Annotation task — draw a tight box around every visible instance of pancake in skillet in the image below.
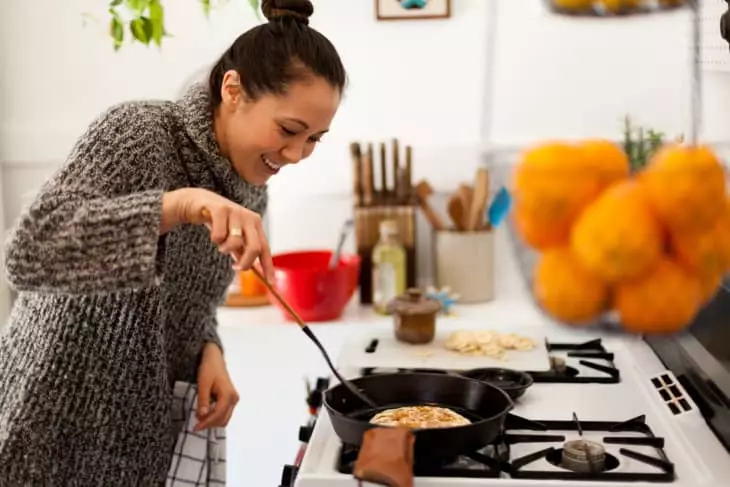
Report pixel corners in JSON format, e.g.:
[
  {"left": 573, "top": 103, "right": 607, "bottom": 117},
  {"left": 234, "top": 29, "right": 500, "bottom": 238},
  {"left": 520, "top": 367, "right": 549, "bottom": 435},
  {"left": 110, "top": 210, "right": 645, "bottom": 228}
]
[{"left": 370, "top": 405, "right": 471, "bottom": 429}]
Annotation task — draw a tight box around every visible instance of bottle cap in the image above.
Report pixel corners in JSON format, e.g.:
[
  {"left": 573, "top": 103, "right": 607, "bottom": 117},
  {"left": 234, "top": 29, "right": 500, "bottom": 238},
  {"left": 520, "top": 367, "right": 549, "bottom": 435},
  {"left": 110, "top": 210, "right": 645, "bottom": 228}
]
[{"left": 379, "top": 219, "right": 398, "bottom": 236}]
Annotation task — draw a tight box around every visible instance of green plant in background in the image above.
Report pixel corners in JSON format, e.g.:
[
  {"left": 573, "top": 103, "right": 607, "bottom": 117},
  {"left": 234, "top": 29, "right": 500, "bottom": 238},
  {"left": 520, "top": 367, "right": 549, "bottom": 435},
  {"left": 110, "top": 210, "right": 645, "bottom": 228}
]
[
  {"left": 621, "top": 115, "right": 682, "bottom": 173},
  {"left": 106, "top": 0, "right": 261, "bottom": 50}
]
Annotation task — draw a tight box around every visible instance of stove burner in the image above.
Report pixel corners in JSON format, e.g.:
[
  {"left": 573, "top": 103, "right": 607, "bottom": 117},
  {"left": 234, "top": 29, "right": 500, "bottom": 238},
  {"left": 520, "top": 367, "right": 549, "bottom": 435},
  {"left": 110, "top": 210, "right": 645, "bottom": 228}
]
[{"left": 553, "top": 439, "right": 618, "bottom": 473}]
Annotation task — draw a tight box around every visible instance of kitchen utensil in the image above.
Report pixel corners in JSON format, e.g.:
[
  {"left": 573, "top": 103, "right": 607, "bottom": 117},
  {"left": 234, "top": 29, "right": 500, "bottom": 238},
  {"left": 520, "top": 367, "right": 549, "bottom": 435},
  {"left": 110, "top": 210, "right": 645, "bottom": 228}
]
[
  {"left": 323, "top": 372, "right": 513, "bottom": 460},
  {"left": 258, "top": 253, "right": 375, "bottom": 409},
  {"left": 350, "top": 142, "right": 363, "bottom": 207},
  {"left": 414, "top": 180, "right": 447, "bottom": 231},
  {"left": 392, "top": 139, "right": 400, "bottom": 199},
  {"left": 404, "top": 145, "right": 413, "bottom": 202},
  {"left": 329, "top": 219, "right": 354, "bottom": 270},
  {"left": 386, "top": 288, "right": 442, "bottom": 345},
  {"left": 337, "top": 324, "right": 551, "bottom": 371},
  {"left": 487, "top": 186, "right": 512, "bottom": 228},
  {"left": 459, "top": 367, "right": 534, "bottom": 400},
  {"left": 467, "top": 167, "right": 490, "bottom": 231},
  {"left": 200, "top": 208, "right": 376, "bottom": 408},
  {"left": 270, "top": 250, "right": 360, "bottom": 322},
  {"left": 362, "top": 147, "right": 374, "bottom": 206},
  {"left": 458, "top": 184, "right": 473, "bottom": 230},
  {"left": 379, "top": 142, "right": 387, "bottom": 201},
  {"left": 395, "top": 167, "right": 408, "bottom": 203},
  {"left": 446, "top": 193, "right": 465, "bottom": 231},
  {"left": 434, "top": 229, "right": 495, "bottom": 303}
]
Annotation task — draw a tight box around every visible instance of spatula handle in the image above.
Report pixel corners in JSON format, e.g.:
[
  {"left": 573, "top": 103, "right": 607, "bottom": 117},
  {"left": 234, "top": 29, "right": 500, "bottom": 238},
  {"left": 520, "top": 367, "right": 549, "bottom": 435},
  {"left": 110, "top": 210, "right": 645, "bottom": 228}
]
[{"left": 200, "top": 208, "right": 307, "bottom": 329}]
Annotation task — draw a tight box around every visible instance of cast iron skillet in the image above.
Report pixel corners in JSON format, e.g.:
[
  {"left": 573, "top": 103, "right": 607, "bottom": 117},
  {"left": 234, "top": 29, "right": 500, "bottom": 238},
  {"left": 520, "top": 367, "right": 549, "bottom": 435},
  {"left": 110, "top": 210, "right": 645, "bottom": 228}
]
[
  {"left": 459, "top": 367, "right": 534, "bottom": 401},
  {"left": 323, "top": 372, "right": 513, "bottom": 461}
]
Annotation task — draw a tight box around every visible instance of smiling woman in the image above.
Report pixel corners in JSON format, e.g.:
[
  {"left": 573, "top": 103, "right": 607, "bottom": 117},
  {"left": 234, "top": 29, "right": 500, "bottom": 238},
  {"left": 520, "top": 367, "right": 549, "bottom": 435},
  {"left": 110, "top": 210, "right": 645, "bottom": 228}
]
[{"left": 0, "top": 0, "right": 346, "bottom": 485}]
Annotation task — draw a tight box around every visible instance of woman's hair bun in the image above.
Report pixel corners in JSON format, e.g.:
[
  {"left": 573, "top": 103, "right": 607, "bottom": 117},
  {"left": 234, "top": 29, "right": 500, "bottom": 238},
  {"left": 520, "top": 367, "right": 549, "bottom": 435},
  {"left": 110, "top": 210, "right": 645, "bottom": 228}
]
[{"left": 261, "top": 0, "right": 314, "bottom": 25}]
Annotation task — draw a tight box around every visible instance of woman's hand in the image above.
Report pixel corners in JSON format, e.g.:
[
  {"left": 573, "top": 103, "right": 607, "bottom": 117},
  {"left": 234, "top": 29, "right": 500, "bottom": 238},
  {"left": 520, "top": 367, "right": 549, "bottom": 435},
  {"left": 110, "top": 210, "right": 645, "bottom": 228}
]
[
  {"left": 195, "top": 342, "right": 239, "bottom": 431},
  {"left": 161, "top": 188, "right": 274, "bottom": 281}
]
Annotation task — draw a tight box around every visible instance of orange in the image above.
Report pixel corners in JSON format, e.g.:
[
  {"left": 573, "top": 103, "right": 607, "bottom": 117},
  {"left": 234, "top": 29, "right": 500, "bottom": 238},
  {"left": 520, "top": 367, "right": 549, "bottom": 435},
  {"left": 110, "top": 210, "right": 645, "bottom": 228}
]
[
  {"left": 640, "top": 144, "right": 726, "bottom": 234},
  {"left": 614, "top": 257, "right": 702, "bottom": 334},
  {"left": 672, "top": 218, "right": 730, "bottom": 281},
  {"left": 513, "top": 141, "right": 604, "bottom": 229},
  {"left": 239, "top": 269, "right": 267, "bottom": 297},
  {"left": 533, "top": 247, "right": 610, "bottom": 324},
  {"left": 579, "top": 139, "right": 631, "bottom": 187},
  {"left": 571, "top": 180, "right": 664, "bottom": 282},
  {"left": 552, "top": 0, "right": 595, "bottom": 10},
  {"left": 512, "top": 203, "right": 571, "bottom": 250},
  {"left": 600, "top": 0, "right": 640, "bottom": 13},
  {"left": 696, "top": 266, "right": 724, "bottom": 305},
  {"left": 671, "top": 197, "right": 730, "bottom": 304}
]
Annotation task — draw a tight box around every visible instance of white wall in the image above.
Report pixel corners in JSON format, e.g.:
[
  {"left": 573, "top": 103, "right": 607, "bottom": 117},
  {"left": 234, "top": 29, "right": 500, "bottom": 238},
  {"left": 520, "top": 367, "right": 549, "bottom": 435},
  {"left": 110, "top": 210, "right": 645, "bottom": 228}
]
[{"left": 2, "top": 0, "right": 729, "bottom": 257}]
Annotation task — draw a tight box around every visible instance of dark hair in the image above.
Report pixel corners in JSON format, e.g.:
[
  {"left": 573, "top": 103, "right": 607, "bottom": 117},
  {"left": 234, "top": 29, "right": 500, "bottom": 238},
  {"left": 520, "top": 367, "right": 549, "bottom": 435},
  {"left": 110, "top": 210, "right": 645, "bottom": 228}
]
[{"left": 208, "top": 0, "right": 346, "bottom": 106}]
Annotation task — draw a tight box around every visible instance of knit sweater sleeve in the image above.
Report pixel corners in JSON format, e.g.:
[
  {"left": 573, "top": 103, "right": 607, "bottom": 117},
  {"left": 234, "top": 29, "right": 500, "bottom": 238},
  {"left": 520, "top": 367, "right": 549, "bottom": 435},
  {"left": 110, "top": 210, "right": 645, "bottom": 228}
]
[{"left": 4, "top": 103, "right": 176, "bottom": 294}]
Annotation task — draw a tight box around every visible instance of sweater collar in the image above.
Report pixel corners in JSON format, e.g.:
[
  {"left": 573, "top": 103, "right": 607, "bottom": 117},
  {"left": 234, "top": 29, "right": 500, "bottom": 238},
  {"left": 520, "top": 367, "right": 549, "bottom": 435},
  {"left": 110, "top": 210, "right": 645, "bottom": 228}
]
[{"left": 178, "top": 83, "right": 267, "bottom": 208}]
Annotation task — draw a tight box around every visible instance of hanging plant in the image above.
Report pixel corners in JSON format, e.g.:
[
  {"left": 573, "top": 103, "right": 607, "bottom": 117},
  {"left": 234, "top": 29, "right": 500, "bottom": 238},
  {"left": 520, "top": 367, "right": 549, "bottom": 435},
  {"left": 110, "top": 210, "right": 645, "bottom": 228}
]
[{"left": 104, "top": 0, "right": 261, "bottom": 50}]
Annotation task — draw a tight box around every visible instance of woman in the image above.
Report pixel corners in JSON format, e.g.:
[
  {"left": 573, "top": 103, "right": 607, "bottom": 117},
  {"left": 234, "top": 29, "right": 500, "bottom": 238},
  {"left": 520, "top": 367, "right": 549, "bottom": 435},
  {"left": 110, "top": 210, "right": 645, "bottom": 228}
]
[{"left": 0, "top": 0, "right": 345, "bottom": 484}]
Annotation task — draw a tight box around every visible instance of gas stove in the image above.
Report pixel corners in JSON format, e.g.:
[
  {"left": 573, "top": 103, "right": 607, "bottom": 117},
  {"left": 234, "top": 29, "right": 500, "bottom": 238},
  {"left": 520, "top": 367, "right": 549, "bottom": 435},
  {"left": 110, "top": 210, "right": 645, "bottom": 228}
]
[{"left": 279, "top": 294, "right": 730, "bottom": 486}]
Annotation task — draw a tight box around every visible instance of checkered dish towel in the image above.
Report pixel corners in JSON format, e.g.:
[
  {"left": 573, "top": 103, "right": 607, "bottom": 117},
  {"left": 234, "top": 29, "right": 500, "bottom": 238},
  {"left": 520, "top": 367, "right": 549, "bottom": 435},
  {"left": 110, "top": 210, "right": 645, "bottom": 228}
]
[{"left": 167, "top": 382, "right": 227, "bottom": 486}]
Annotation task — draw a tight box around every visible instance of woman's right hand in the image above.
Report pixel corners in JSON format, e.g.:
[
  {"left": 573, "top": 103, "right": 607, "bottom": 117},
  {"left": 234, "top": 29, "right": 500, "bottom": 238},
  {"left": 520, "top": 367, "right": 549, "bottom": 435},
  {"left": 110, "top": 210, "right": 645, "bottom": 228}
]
[{"left": 161, "top": 188, "right": 274, "bottom": 282}]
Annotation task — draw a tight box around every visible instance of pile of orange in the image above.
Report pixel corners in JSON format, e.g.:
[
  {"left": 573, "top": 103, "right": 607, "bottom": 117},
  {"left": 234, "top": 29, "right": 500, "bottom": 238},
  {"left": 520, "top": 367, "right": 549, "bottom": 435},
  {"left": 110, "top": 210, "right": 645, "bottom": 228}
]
[{"left": 513, "top": 139, "right": 729, "bottom": 335}]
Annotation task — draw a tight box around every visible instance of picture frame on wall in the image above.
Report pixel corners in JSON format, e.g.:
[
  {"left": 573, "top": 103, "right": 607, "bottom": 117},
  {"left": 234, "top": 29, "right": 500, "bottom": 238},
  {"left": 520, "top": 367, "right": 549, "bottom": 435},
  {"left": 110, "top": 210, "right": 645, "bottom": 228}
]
[{"left": 376, "top": 0, "right": 451, "bottom": 21}]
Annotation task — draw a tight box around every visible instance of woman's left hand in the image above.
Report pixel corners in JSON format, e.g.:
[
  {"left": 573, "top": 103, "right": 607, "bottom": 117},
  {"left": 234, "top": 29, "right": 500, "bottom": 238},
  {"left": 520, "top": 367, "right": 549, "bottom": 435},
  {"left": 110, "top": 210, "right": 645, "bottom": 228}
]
[{"left": 195, "top": 343, "right": 239, "bottom": 431}]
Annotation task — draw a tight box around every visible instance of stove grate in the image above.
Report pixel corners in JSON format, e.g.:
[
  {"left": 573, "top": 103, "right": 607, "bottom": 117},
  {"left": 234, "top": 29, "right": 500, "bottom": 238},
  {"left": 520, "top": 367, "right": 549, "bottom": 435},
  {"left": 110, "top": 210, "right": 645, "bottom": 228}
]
[{"left": 504, "top": 413, "right": 676, "bottom": 482}]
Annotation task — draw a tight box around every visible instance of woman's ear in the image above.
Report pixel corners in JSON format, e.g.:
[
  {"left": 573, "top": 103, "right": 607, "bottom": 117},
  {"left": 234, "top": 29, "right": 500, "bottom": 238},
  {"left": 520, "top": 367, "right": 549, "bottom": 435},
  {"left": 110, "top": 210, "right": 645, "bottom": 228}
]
[{"left": 220, "top": 70, "right": 243, "bottom": 109}]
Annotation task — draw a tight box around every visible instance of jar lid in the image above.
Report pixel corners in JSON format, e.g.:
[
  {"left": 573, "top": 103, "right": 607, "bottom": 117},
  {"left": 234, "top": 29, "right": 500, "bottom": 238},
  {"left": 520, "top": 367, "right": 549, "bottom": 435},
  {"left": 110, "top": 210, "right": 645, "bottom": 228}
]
[{"left": 387, "top": 288, "right": 442, "bottom": 316}]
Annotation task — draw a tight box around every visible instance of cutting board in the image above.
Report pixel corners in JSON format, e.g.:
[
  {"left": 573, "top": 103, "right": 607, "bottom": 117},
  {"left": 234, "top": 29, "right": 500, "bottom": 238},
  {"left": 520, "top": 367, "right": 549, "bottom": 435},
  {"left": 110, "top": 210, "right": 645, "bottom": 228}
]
[{"left": 338, "top": 323, "right": 551, "bottom": 372}]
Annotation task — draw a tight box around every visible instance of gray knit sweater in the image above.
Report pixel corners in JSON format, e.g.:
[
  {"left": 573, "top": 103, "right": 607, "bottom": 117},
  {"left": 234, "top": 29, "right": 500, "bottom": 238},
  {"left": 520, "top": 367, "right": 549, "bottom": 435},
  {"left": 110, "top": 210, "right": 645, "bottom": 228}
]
[{"left": 0, "top": 84, "right": 267, "bottom": 485}]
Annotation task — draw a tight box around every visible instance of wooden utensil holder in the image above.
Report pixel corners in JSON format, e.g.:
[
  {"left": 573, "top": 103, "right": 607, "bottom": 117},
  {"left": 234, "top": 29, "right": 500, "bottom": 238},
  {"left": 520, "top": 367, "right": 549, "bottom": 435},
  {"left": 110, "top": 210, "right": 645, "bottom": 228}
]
[{"left": 354, "top": 205, "right": 418, "bottom": 304}]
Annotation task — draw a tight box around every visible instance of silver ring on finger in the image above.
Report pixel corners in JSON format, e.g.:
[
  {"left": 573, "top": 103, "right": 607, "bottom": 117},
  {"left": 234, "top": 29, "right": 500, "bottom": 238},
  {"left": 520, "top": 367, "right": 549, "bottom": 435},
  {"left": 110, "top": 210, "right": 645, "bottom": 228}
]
[{"left": 229, "top": 228, "right": 243, "bottom": 237}]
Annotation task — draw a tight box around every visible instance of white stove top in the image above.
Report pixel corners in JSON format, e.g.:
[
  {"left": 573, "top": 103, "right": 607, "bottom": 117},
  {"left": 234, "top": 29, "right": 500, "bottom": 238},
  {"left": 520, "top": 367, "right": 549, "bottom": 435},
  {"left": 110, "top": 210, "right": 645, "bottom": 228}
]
[{"left": 293, "top": 329, "right": 730, "bottom": 487}]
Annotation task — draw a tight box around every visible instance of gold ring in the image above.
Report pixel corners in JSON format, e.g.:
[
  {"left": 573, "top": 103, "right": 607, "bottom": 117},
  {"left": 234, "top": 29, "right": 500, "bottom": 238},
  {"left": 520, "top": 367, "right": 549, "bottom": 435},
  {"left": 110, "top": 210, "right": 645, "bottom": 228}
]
[{"left": 229, "top": 228, "right": 243, "bottom": 237}]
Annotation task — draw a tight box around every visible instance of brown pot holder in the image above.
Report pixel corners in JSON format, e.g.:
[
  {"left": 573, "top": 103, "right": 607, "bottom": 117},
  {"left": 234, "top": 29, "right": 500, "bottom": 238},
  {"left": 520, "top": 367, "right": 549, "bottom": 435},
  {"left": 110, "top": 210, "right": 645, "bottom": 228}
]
[{"left": 353, "top": 427, "right": 415, "bottom": 487}]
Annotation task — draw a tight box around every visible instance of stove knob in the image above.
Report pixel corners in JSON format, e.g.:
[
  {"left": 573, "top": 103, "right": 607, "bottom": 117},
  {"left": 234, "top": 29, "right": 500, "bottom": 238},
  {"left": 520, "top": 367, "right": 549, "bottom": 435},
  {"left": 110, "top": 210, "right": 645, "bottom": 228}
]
[
  {"left": 315, "top": 377, "right": 330, "bottom": 390},
  {"left": 298, "top": 424, "right": 313, "bottom": 443},
  {"left": 280, "top": 464, "right": 299, "bottom": 487}
]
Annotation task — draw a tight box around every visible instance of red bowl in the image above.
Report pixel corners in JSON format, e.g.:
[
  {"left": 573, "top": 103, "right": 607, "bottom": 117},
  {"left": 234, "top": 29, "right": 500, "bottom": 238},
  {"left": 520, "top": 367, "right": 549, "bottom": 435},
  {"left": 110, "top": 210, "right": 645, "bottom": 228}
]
[{"left": 269, "top": 250, "right": 361, "bottom": 323}]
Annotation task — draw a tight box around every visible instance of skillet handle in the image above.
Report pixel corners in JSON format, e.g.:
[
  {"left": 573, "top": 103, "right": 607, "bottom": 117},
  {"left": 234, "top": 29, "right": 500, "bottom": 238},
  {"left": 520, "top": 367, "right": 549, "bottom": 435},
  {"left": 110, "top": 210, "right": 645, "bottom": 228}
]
[{"left": 353, "top": 427, "right": 414, "bottom": 487}]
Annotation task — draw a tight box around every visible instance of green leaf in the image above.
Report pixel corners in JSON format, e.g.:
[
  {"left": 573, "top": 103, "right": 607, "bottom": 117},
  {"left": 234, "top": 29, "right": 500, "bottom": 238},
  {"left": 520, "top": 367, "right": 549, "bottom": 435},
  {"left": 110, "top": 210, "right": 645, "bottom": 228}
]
[
  {"left": 149, "top": 0, "right": 165, "bottom": 46},
  {"left": 130, "top": 17, "right": 153, "bottom": 45},
  {"left": 110, "top": 16, "right": 125, "bottom": 51},
  {"left": 110, "top": 0, "right": 123, "bottom": 6},
  {"left": 125, "top": 0, "right": 149, "bottom": 15},
  {"left": 248, "top": 0, "right": 261, "bottom": 19},
  {"left": 200, "top": 0, "right": 211, "bottom": 17}
]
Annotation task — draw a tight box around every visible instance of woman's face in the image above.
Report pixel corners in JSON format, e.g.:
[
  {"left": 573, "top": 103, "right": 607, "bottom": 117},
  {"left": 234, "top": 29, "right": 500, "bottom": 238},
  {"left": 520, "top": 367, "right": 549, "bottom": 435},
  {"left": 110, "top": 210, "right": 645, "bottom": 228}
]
[{"left": 214, "top": 70, "right": 341, "bottom": 186}]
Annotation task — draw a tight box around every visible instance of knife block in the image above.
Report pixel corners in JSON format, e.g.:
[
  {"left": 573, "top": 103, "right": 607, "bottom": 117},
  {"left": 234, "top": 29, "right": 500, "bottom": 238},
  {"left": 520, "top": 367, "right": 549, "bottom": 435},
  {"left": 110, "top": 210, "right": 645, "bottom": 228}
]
[{"left": 354, "top": 205, "right": 417, "bottom": 305}]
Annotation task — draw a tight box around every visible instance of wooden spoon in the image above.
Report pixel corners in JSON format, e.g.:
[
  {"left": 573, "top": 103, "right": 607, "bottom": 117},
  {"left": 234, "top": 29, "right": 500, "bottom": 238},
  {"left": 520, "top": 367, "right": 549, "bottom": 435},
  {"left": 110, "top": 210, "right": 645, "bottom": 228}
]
[{"left": 447, "top": 193, "right": 466, "bottom": 231}]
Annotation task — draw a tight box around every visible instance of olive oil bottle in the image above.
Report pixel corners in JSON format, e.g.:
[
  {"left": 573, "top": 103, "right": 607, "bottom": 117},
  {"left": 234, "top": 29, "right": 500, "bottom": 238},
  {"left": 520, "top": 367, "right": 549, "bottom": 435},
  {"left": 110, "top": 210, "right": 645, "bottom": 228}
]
[{"left": 372, "top": 219, "right": 407, "bottom": 314}]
